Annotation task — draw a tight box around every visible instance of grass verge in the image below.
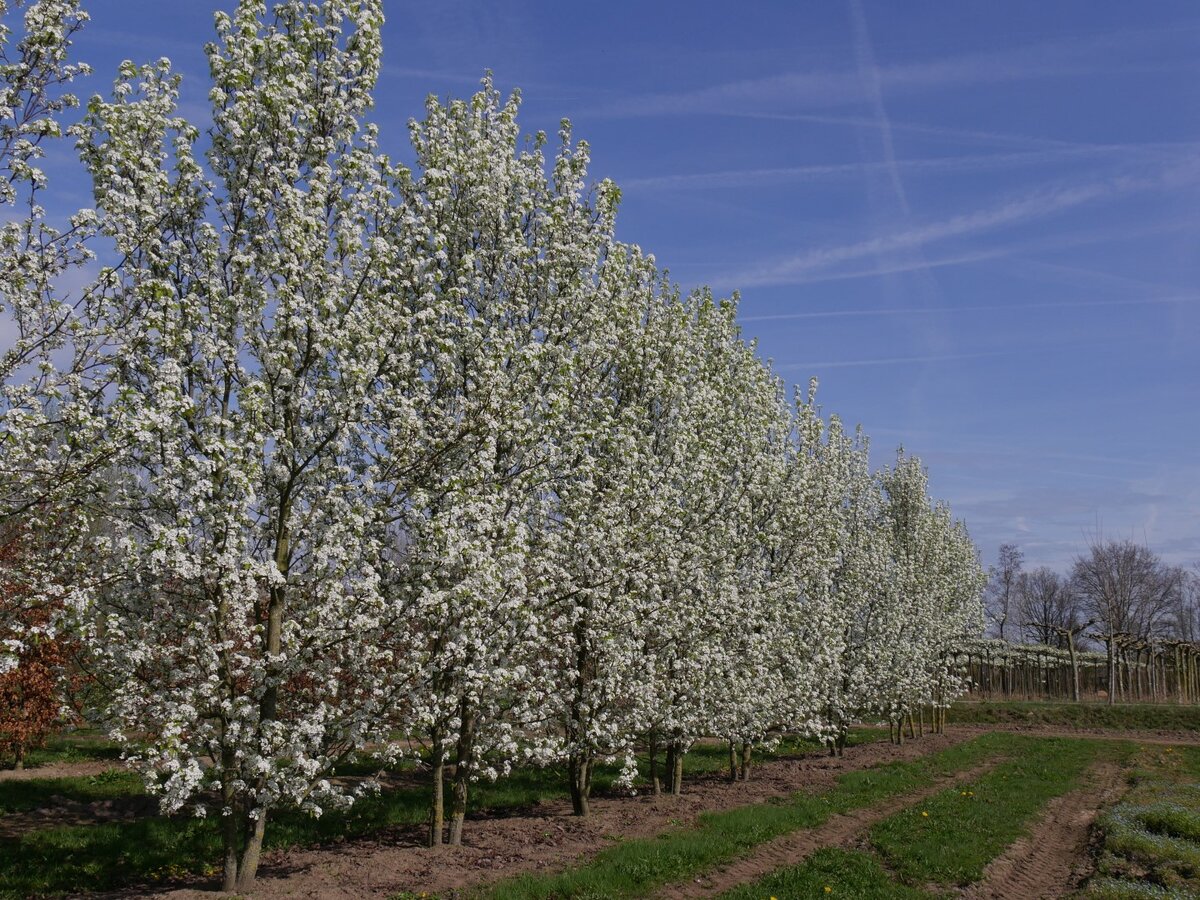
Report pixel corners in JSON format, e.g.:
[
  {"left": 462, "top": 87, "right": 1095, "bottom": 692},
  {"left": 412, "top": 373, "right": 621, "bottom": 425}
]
[
  {"left": 717, "top": 847, "right": 927, "bottom": 899},
  {"left": 948, "top": 700, "right": 1200, "bottom": 732}
]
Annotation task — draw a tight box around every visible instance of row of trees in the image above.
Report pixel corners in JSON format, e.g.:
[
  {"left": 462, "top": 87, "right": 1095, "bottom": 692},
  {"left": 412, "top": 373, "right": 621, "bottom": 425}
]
[
  {"left": 0, "top": 0, "right": 986, "bottom": 890},
  {"left": 985, "top": 541, "right": 1199, "bottom": 703}
]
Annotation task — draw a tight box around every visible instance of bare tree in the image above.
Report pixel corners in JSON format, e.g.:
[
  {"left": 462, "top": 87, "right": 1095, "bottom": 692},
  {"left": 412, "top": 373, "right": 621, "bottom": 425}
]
[
  {"left": 986, "top": 543, "right": 1024, "bottom": 641},
  {"left": 1072, "top": 539, "right": 1181, "bottom": 704},
  {"left": 1018, "top": 568, "right": 1081, "bottom": 648},
  {"left": 1168, "top": 566, "right": 1199, "bottom": 643}
]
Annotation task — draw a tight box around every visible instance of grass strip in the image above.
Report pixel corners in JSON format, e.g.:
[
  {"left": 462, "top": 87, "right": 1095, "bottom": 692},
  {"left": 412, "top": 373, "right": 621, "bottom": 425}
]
[
  {"left": 718, "top": 847, "right": 928, "bottom": 900},
  {"left": 869, "top": 735, "right": 1107, "bottom": 887},
  {"left": 483, "top": 732, "right": 1021, "bottom": 900},
  {"left": 948, "top": 700, "right": 1200, "bottom": 733},
  {"left": 1082, "top": 745, "right": 1200, "bottom": 898},
  {"left": 0, "top": 732, "right": 860, "bottom": 897}
]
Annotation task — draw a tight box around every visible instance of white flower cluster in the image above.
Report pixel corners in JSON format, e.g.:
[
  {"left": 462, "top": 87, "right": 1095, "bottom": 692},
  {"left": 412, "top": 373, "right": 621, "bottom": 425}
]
[{"left": 0, "top": 0, "right": 986, "bottom": 888}]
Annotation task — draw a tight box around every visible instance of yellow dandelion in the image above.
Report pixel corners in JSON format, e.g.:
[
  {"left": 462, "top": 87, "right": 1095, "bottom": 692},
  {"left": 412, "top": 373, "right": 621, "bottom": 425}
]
[
  {"left": 921, "top": 811, "right": 929, "bottom": 817},
  {"left": 825, "top": 888, "right": 833, "bottom": 894}
]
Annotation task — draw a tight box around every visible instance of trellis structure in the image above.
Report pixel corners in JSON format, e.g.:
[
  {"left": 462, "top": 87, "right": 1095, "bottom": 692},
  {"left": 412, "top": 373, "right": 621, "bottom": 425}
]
[{"left": 953, "top": 638, "right": 1200, "bottom": 704}]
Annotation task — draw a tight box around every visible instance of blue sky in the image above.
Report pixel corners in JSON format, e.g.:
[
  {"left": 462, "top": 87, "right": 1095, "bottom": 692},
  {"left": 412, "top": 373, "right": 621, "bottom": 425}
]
[{"left": 64, "top": 1, "right": 1200, "bottom": 573}]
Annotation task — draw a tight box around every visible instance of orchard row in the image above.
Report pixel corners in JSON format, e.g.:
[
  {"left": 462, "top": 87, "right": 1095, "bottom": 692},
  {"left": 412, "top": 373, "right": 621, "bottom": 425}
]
[{"left": 0, "top": 1, "right": 984, "bottom": 890}]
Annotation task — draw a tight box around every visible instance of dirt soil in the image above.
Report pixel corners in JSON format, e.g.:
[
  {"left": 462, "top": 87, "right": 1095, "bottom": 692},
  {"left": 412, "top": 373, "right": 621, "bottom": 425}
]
[
  {"left": 150, "top": 732, "right": 973, "bottom": 900},
  {"left": 961, "top": 761, "right": 1125, "bottom": 900},
  {"left": 0, "top": 759, "right": 120, "bottom": 782},
  {"left": 660, "top": 757, "right": 1002, "bottom": 898}
]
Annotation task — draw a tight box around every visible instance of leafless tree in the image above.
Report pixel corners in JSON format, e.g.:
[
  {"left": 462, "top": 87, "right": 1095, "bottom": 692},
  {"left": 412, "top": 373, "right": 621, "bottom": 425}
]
[
  {"left": 1071, "top": 539, "right": 1182, "bottom": 704},
  {"left": 986, "top": 543, "right": 1024, "bottom": 641},
  {"left": 1018, "top": 568, "right": 1081, "bottom": 648}
]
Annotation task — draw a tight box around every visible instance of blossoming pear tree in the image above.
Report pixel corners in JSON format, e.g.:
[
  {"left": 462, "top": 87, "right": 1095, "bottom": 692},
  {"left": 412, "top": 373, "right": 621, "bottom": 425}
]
[{"left": 0, "top": 0, "right": 992, "bottom": 886}]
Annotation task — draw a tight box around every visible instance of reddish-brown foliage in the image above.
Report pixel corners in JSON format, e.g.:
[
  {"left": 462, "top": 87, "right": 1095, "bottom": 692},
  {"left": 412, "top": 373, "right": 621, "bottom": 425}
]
[{"left": 0, "top": 528, "right": 75, "bottom": 768}]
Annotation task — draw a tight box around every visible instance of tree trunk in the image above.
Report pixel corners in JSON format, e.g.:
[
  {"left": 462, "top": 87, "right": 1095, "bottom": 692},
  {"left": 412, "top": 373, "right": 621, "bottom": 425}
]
[
  {"left": 739, "top": 742, "right": 751, "bottom": 781},
  {"left": 220, "top": 750, "right": 239, "bottom": 892},
  {"left": 728, "top": 739, "right": 738, "bottom": 781},
  {"left": 448, "top": 701, "right": 476, "bottom": 846},
  {"left": 235, "top": 809, "right": 267, "bottom": 892},
  {"left": 568, "top": 754, "right": 592, "bottom": 816},
  {"left": 649, "top": 733, "right": 662, "bottom": 794},
  {"left": 13, "top": 743, "right": 23, "bottom": 771},
  {"left": 669, "top": 743, "right": 684, "bottom": 794},
  {"left": 428, "top": 733, "right": 445, "bottom": 846},
  {"left": 664, "top": 744, "right": 677, "bottom": 794},
  {"left": 1067, "top": 632, "right": 1080, "bottom": 703}
]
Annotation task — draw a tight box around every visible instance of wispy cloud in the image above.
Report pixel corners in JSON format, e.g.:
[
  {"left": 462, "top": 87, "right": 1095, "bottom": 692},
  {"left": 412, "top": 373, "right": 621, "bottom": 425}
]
[
  {"left": 619, "top": 143, "right": 1198, "bottom": 192},
  {"left": 848, "top": 0, "right": 909, "bottom": 215},
  {"left": 740, "top": 294, "right": 1200, "bottom": 323},
  {"left": 779, "top": 349, "right": 1009, "bottom": 370},
  {"left": 588, "top": 22, "right": 1200, "bottom": 120},
  {"left": 716, "top": 162, "right": 1200, "bottom": 289}
]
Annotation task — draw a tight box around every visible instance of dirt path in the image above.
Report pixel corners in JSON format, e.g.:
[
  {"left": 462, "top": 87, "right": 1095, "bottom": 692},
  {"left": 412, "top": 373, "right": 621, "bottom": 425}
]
[
  {"left": 0, "top": 759, "right": 120, "bottom": 782},
  {"left": 960, "top": 761, "right": 1125, "bottom": 900},
  {"left": 659, "top": 758, "right": 1002, "bottom": 899},
  {"left": 151, "top": 733, "right": 974, "bottom": 900}
]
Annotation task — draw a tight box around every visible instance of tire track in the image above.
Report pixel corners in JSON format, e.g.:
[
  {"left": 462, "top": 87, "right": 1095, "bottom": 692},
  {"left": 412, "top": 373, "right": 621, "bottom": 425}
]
[
  {"left": 960, "top": 761, "right": 1125, "bottom": 899},
  {"left": 658, "top": 758, "right": 1003, "bottom": 899}
]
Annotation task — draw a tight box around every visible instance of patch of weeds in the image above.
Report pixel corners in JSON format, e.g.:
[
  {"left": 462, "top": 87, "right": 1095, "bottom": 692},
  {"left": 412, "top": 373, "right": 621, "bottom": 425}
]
[{"left": 1082, "top": 746, "right": 1200, "bottom": 898}]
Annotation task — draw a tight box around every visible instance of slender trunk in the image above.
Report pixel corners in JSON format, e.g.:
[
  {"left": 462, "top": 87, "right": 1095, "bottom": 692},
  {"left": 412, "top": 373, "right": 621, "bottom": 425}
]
[
  {"left": 1068, "top": 632, "right": 1080, "bottom": 703},
  {"left": 13, "top": 743, "right": 23, "bottom": 771},
  {"left": 1106, "top": 639, "right": 1115, "bottom": 706},
  {"left": 918, "top": 707, "right": 925, "bottom": 737},
  {"left": 906, "top": 713, "right": 915, "bottom": 740},
  {"left": 728, "top": 739, "right": 738, "bottom": 781},
  {"left": 650, "top": 733, "right": 662, "bottom": 795},
  {"left": 220, "top": 749, "right": 239, "bottom": 892},
  {"left": 235, "top": 809, "right": 267, "bottom": 892},
  {"left": 568, "top": 754, "right": 592, "bottom": 816},
  {"left": 664, "top": 744, "right": 677, "bottom": 794},
  {"left": 739, "top": 742, "right": 751, "bottom": 781},
  {"left": 428, "top": 733, "right": 445, "bottom": 846},
  {"left": 448, "top": 701, "right": 476, "bottom": 846},
  {"left": 671, "top": 745, "right": 684, "bottom": 795},
  {"left": 238, "top": 519, "right": 289, "bottom": 890}
]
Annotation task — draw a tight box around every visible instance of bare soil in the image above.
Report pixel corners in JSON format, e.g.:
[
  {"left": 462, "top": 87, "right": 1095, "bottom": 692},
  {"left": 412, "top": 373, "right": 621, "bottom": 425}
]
[
  {"left": 0, "top": 759, "right": 120, "bottom": 782},
  {"left": 151, "top": 732, "right": 972, "bottom": 899},
  {"left": 961, "top": 761, "right": 1125, "bottom": 899}
]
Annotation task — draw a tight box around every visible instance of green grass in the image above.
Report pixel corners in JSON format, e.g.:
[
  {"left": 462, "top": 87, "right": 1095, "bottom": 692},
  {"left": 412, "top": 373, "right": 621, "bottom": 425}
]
[
  {"left": 4, "top": 730, "right": 125, "bottom": 771},
  {"left": 869, "top": 736, "right": 1111, "bottom": 887},
  {"left": 948, "top": 700, "right": 1200, "bottom": 732},
  {"left": 0, "top": 768, "right": 144, "bottom": 815},
  {"left": 481, "top": 732, "right": 1022, "bottom": 900},
  {"left": 0, "top": 732, "right": 864, "bottom": 898},
  {"left": 718, "top": 847, "right": 929, "bottom": 900},
  {"left": 1082, "top": 745, "right": 1200, "bottom": 898}
]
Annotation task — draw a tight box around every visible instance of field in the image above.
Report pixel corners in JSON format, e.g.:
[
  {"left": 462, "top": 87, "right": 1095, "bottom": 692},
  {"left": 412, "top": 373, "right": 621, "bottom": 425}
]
[{"left": 4, "top": 703, "right": 1200, "bottom": 899}]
